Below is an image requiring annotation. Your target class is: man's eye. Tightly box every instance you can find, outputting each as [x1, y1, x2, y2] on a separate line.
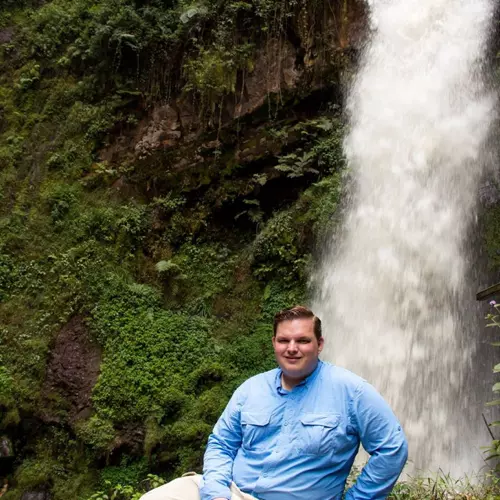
[278, 339, 288, 343]
[298, 340, 310, 344]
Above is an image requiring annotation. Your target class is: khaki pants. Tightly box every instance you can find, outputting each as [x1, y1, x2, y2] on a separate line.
[139, 473, 258, 500]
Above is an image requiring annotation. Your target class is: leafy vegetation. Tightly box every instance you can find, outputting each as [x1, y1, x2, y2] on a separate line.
[0, 0, 351, 497]
[388, 473, 500, 500]
[483, 301, 500, 473]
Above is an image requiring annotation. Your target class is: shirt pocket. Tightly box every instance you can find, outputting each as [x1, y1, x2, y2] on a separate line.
[241, 412, 272, 450]
[299, 413, 341, 455]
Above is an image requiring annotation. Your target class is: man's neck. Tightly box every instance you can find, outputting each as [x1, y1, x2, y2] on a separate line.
[281, 362, 319, 391]
[281, 373, 302, 391]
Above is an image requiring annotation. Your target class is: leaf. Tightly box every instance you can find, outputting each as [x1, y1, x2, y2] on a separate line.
[252, 173, 268, 186]
[493, 382, 500, 392]
[180, 5, 208, 23]
[494, 363, 500, 373]
[234, 210, 247, 220]
[243, 199, 259, 207]
[316, 119, 333, 131]
[486, 399, 500, 406]
[306, 167, 320, 175]
[155, 260, 181, 275]
[274, 164, 293, 173]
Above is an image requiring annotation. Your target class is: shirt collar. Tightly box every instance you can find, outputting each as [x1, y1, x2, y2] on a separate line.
[275, 359, 323, 394]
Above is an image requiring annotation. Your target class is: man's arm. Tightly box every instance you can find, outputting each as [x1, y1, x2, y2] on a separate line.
[345, 381, 408, 500]
[200, 385, 246, 500]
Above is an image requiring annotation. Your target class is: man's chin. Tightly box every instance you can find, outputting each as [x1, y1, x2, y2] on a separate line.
[281, 365, 306, 379]
[280, 360, 318, 380]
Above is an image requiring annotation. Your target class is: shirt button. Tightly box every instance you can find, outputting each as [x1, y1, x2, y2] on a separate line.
[284, 421, 288, 426]
[263, 473, 268, 477]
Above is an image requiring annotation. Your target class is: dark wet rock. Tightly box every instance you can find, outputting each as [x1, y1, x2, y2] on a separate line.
[40, 316, 101, 424]
[99, 0, 368, 166]
[480, 179, 500, 206]
[0, 28, 14, 44]
[0, 436, 13, 458]
[21, 492, 51, 500]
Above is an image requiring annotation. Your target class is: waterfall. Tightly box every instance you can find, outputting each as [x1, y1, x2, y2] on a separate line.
[314, 0, 496, 475]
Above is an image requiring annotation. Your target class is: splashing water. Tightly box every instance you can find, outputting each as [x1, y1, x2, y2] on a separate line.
[314, 0, 496, 475]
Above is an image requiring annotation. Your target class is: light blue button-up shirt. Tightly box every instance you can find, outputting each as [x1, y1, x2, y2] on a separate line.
[200, 360, 408, 500]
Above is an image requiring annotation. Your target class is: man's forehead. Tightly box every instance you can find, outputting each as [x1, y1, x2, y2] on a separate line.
[275, 317, 315, 336]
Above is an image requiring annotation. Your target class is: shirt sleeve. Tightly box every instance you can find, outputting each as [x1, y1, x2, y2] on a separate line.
[200, 383, 247, 500]
[345, 381, 408, 500]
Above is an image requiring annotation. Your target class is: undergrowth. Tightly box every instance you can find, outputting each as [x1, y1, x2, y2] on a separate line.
[0, 0, 346, 490]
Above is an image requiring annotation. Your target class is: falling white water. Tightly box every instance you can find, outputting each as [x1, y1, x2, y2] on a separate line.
[314, 0, 496, 476]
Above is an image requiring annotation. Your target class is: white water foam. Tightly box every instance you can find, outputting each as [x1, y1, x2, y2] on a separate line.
[314, 0, 496, 475]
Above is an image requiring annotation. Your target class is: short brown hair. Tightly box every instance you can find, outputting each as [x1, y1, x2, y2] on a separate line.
[273, 305, 322, 340]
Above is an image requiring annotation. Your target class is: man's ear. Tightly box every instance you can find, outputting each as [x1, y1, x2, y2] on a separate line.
[318, 336, 324, 353]
[272, 335, 276, 348]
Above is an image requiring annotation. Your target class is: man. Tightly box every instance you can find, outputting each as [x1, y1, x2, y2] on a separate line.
[142, 306, 408, 500]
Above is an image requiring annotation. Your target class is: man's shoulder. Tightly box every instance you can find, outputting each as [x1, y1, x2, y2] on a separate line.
[234, 367, 279, 393]
[244, 367, 280, 385]
[319, 361, 366, 390]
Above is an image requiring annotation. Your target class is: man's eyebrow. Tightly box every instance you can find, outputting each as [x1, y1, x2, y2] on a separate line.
[276, 335, 312, 340]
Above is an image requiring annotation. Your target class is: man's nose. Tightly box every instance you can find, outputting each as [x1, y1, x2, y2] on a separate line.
[287, 340, 298, 352]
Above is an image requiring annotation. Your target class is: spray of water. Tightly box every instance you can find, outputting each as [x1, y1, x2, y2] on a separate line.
[313, 0, 496, 475]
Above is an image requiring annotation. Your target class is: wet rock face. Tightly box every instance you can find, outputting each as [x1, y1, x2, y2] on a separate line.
[100, 0, 368, 166]
[20, 492, 51, 500]
[0, 27, 14, 44]
[41, 317, 101, 424]
[0, 436, 13, 457]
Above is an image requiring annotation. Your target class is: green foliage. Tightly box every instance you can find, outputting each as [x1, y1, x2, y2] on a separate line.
[250, 181, 341, 283]
[41, 181, 81, 224]
[294, 173, 343, 241]
[252, 210, 305, 281]
[9, 428, 95, 500]
[90, 306, 219, 422]
[17, 62, 41, 91]
[275, 149, 320, 178]
[484, 302, 500, 468]
[260, 280, 306, 320]
[184, 43, 254, 110]
[0, 1, 351, 498]
[0, 253, 15, 301]
[346, 464, 500, 499]
[23, 0, 180, 82]
[387, 472, 500, 499]
[100, 458, 149, 489]
[87, 473, 165, 500]
[167, 243, 237, 313]
[0, 363, 15, 408]
[76, 415, 116, 451]
[222, 321, 275, 375]
[273, 116, 345, 176]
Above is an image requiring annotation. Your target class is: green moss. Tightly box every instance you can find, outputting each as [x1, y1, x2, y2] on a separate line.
[99, 458, 149, 489]
[75, 416, 116, 451]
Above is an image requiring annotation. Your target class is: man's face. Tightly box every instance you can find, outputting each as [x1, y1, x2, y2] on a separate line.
[272, 317, 324, 382]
